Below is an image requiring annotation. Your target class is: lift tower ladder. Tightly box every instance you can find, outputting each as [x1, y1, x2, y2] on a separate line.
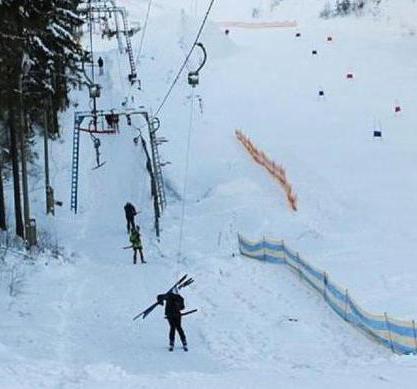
[109, 0, 125, 54]
[82, 3, 138, 84]
[71, 113, 83, 213]
[148, 117, 166, 210]
[119, 7, 137, 83]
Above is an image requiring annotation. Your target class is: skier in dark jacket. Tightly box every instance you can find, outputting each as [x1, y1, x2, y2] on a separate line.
[124, 202, 137, 233]
[97, 56, 104, 75]
[157, 290, 188, 351]
[129, 225, 145, 264]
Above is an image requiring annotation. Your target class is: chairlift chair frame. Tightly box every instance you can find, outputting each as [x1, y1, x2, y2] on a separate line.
[187, 42, 207, 88]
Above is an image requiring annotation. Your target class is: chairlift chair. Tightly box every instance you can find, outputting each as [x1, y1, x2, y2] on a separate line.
[93, 138, 101, 149]
[187, 42, 207, 88]
[188, 71, 199, 87]
[89, 84, 101, 98]
[128, 73, 137, 84]
[150, 116, 161, 132]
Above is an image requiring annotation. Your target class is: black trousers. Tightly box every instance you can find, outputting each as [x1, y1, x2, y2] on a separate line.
[167, 316, 186, 345]
[133, 247, 144, 264]
[126, 217, 135, 233]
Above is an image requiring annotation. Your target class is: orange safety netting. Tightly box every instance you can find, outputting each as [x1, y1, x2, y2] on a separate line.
[219, 20, 297, 29]
[235, 130, 298, 211]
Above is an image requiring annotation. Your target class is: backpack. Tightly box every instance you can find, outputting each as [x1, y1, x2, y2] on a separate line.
[174, 294, 185, 311]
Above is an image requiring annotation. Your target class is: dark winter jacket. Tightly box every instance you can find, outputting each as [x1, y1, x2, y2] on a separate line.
[157, 292, 185, 318]
[124, 203, 137, 219]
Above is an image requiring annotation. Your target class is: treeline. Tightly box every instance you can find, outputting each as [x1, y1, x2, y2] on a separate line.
[0, 0, 86, 241]
[320, 0, 382, 18]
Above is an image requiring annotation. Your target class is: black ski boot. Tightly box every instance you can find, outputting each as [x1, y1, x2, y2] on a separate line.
[169, 343, 174, 352]
[182, 342, 188, 352]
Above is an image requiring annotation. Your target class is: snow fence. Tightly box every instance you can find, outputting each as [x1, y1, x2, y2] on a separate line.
[235, 130, 297, 211]
[219, 21, 298, 29]
[238, 234, 417, 355]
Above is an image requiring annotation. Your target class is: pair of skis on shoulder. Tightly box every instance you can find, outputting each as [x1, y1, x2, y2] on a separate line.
[133, 274, 195, 321]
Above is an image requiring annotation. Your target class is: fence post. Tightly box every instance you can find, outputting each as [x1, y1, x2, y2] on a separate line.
[412, 320, 417, 354]
[323, 272, 328, 301]
[384, 312, 394, 353]
[296, 252, 302, 279]
[281, 240, 286, 264]
[344, 289, 349, 321]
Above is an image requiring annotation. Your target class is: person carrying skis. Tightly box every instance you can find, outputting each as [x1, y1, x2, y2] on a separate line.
[124, 202, 137, 233]
[129, 225, 146, 264]
[97, 56, 104, 75]
[157, 289, 188, 351]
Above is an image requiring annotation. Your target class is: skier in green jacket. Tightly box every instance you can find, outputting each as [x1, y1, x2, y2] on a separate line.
[129, 225, 146, 264]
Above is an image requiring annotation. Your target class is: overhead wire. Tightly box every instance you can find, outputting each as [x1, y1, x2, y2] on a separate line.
[178, 88, 195, 256]
[121, 0, 154, 107]
[135, 0, 153, 64]
[179, 11, 194, 72]
[133, 125, 150, 207]
[88, 0, 96, 84]
[154, 0, 216, 117]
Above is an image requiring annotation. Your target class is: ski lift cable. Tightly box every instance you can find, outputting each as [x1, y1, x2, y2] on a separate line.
[88, 4, 96, 84]
[130, 131, 148, 206]
[178, 88, 195, 256]
[116, 47, 125, 89]
[154, 0, 216, 117]
[133, 125, 149, 206]
[139, 145, 149, 206]
[192, 0, 198, 17]
[179, 12, 193, 72]
[178, 34, 194, 72]
[135, 0, 153, 64]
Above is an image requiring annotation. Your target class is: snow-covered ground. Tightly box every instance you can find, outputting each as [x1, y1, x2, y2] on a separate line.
[2, 0, 417, 387]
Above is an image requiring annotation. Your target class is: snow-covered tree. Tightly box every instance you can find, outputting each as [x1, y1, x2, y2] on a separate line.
[0, 0, 86, 238]
[320, 0, 378, 18]
[0, 0, 85, 127]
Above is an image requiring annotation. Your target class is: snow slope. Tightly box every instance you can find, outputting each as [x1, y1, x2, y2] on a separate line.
[2, 0, 417, 387]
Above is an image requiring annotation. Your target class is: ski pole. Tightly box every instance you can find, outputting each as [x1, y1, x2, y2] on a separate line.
[181, 309, 198, 317]
[164, 309, 198, 319]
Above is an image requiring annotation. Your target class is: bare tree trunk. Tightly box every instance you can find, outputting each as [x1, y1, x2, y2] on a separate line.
[0, 159, 6, 231]
[18, 76, 30, 233]
[8, 101, 24, 239]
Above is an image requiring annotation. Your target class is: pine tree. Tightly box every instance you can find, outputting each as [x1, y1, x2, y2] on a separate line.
[0, 0, 86, 239]
[0, 0, 85, 125]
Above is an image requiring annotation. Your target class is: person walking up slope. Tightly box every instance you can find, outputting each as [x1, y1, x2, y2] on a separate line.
[97, 56, 104, 75]
[124, 202, 137, 233]
[157, 290, 188, 351]
[129, 225, 146, 264]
